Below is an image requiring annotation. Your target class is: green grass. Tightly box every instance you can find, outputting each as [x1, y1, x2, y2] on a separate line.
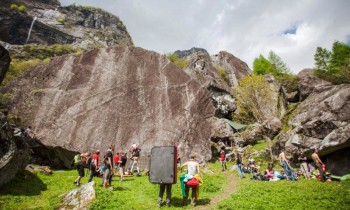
[0, 163, 349, 210]
[215, 177, 350, 210]
[0, 170, 77, 209]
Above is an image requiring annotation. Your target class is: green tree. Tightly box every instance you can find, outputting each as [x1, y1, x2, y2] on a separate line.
[253, 55, 272, 75]
[233, 74, 275, 124]
[314, 41, 350, 84]
[253, 52, 298, 92]
[268, 51, 290, 74]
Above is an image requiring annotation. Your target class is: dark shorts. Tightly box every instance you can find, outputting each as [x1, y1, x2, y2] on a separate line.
[77, 164, 85, 177]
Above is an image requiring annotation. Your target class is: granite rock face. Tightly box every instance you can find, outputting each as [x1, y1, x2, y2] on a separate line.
[0, 0, 133, 47]
[297, 68, 332, 101]
[0, 45, 11, 85]
[273, 84, 350, 175]
[0, 113, 31, 187]
[1, 46, 215, 168]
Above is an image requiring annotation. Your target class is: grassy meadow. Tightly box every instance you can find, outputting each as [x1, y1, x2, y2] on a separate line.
[0, 161, 349, 210]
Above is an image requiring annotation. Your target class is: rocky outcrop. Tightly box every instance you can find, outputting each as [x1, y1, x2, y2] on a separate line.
[0, 113, 31, 187]
[273, 84, 350, 175]
[0, 0, 133, 47]
[0, 45, 11, 86]
[210, 118, 235, 142]
[297, 68, 332, 101]
[211, 51, 252, 86]
[59, 181, 96, 210]
[184, 51, 251, 118]
[0, 46, 215, 168]
[174, 47, 209, 59]
[232, 124, 263, 147]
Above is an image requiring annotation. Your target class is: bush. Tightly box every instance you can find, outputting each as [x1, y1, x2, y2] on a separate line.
[10, 4, 18, 10]
[18, 5, 26, 12]
[166, 53, 189, 69]
[216, 66, 229, 84]
[56, 17, 65, 23]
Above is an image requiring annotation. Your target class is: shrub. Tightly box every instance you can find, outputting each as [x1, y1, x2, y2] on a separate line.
[216, 66, 229, 84]
[10, 4, 18, 10]
[56, 17, 65, 23]
[166, 53, 189, 69]
[18, 5, 26, 12]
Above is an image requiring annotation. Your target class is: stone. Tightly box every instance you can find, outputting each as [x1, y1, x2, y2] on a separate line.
[297, 68, 332, 101]
[0, 46, 215, 168]
[273, 84, 350, 175]
[0, 113, 31, 187]
[0, 44, 11, 85]
[59, 181, 96, 210]
[210, 118, 235, 141]
[0, 1, 133, 47]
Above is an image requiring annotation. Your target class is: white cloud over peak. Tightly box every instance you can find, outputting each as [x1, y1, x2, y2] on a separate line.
[59, 0, 350, 74]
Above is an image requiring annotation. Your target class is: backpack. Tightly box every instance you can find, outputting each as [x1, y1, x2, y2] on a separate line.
[73, 154, 81, 166]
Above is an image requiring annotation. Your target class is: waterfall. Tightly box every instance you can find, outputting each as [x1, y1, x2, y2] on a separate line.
[54, 6, 59, 12]
[25, 16, 37, 44]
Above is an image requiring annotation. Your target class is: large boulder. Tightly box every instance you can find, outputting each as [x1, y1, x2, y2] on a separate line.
[274, 84, 350, 175]
[210, 118, 235, 142]
[0, 46, 215, 168]
[297, 68, 332, 101]
[0, 113, 31, 187]
[0, 44, 11, 85]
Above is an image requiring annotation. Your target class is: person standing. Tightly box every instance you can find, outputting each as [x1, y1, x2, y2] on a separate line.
[106, 147, 114, 186]
[74, 152, 89, 186]
[298, 149, 310, 180]
[181, 154, 200, 207]
[114, 152, 120, 171]
[311, 148, 325, 182]
[158, 184, 172, 207]
[118, 152, 127, 182]
[88, 150, 100, 182]
[279, 149, 296, 181]
[130, 147, 141, 176]
[235, 152, 245, 179]
[220, 151, 227, 171]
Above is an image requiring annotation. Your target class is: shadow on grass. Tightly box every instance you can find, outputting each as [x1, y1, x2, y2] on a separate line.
[170, 197, 211, 207]
[0, 173, 47, 196]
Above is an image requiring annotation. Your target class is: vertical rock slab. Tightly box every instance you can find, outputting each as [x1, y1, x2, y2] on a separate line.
[0, 45, 11, 86]
[1, 46, 215, 167]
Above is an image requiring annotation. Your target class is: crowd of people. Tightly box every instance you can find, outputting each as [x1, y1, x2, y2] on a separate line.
[218, 140, 330, 183]
[72, 143, 142, 187]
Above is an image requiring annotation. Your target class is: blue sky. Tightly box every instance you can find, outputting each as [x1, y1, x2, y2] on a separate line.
[59, 0, 350, 74]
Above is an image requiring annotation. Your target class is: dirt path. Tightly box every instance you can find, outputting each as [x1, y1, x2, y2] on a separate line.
[196, 171, 239, 210]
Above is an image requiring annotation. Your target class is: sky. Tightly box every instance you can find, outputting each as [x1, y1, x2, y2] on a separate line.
[59, 0, 350, 74]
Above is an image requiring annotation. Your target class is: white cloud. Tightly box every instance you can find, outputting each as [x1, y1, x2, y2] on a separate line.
[59, 0, 350, 74]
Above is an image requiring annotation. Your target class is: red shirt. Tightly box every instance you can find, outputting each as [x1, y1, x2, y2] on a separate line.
[220, 153, 225, 161]
[92, 153, 99, 167]
[114, 154, 120, 164]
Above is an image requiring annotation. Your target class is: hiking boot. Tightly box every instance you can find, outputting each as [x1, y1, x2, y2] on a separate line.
[166, 202, 171, 207]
